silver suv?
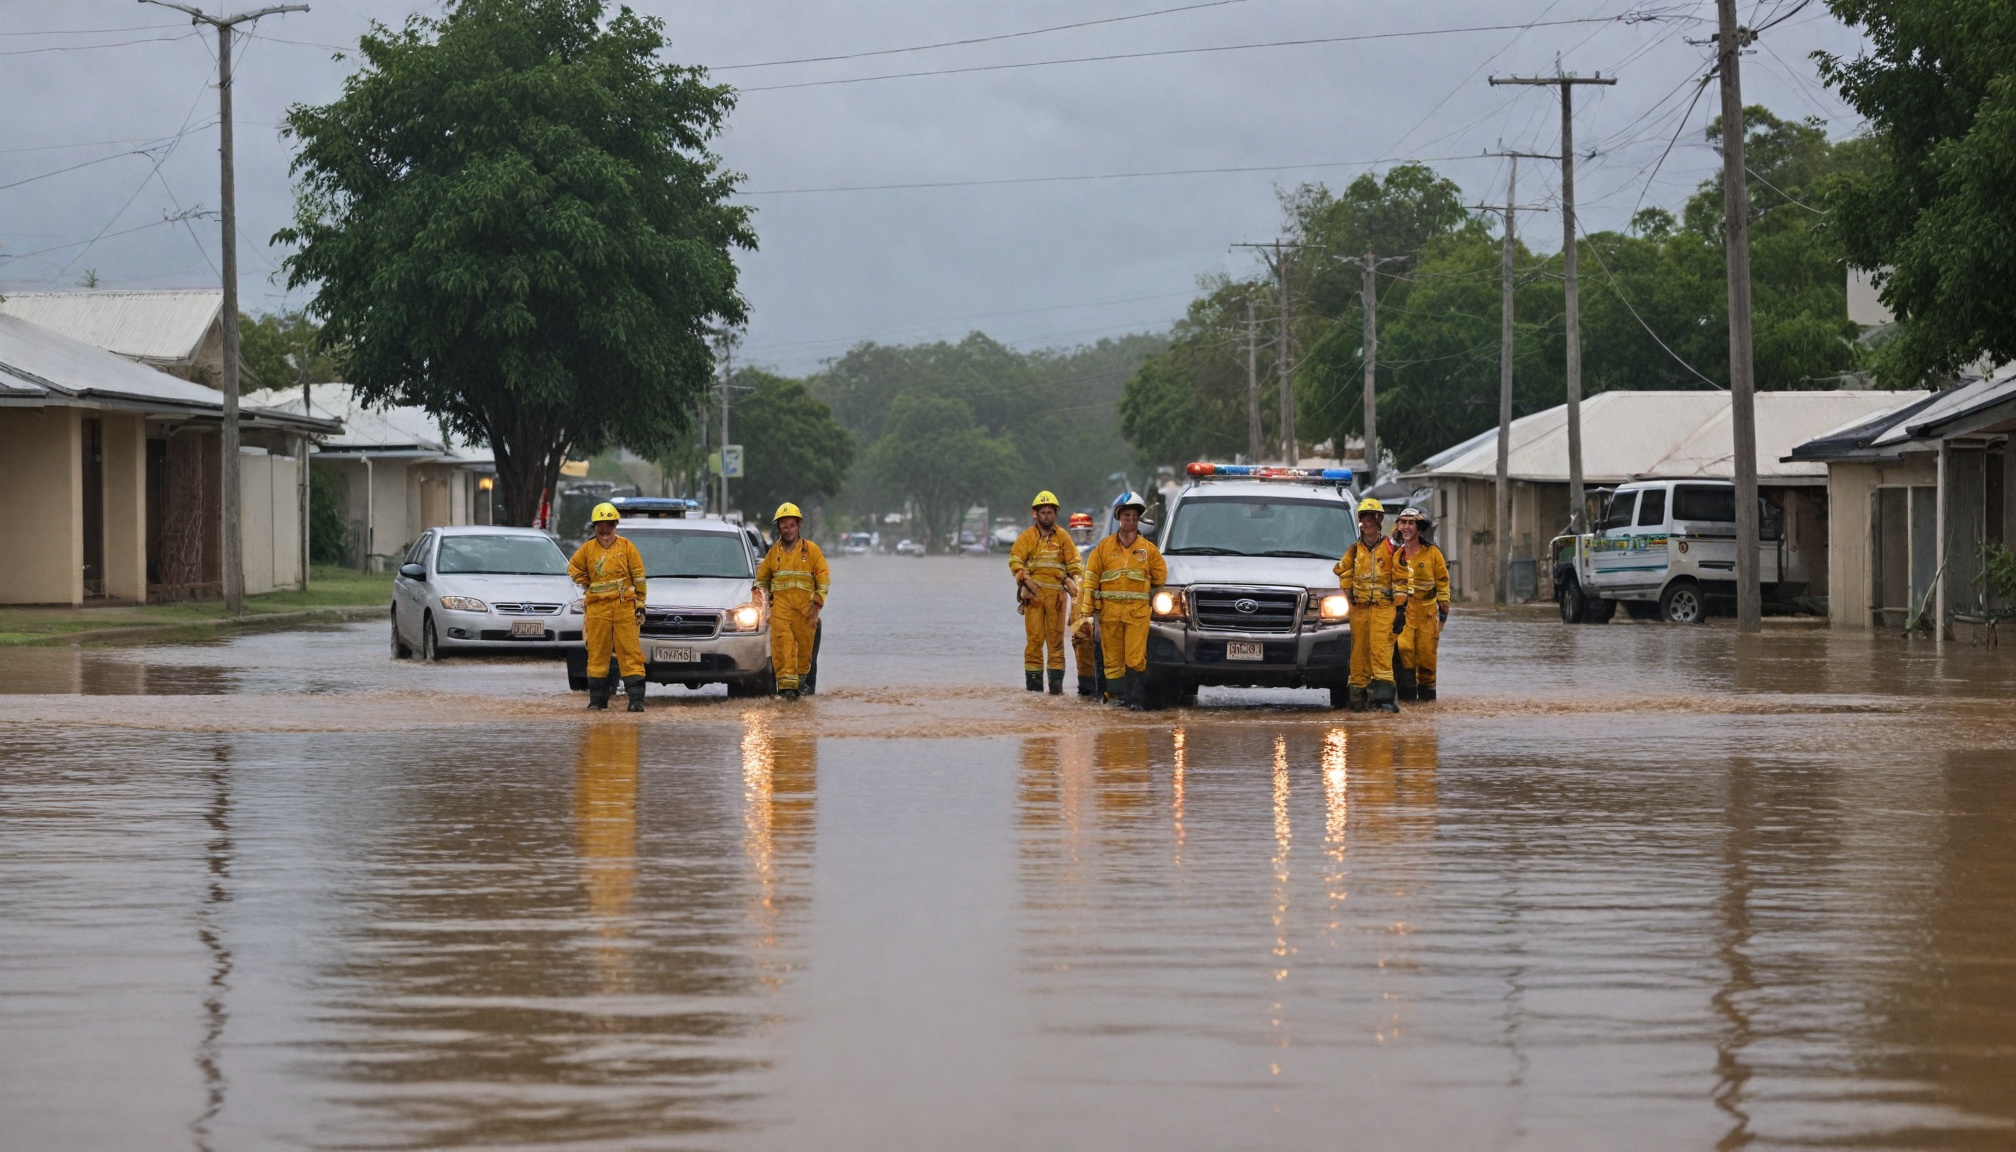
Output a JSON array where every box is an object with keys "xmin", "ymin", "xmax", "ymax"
[{"xmin": 1143, "ymin": 465, "xmax": 1359, "ymax": 708}]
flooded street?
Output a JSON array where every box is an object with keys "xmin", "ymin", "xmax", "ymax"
[{"xmin": 5, "ymin": 554, "xmax": 2016, "ymax": 1149}]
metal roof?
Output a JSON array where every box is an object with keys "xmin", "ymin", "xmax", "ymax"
[
  {"xmin": 1408, "ymin": 389, "xmax": 1928, "ymax": 484},
  {"xmin": 243, "ymin": 382, "xmax": 493, "ymax": 465},
  {"xmin": 0, "ymin": 313, "xmax": 333, "ymax": 434},
  {"xmin": 0, "ymin": 290, "xmax": 221, "ymax": 366}
]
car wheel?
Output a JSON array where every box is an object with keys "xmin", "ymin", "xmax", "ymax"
[
  {"xmin": 1660, "ymin": 580, "xmax": 1707, "ymax": 624},
  {"xmin": 422, "ymin": 613, "xmax": 442, "ymax": 661},
  {"xmin": 391, "ymin": 609, "xmax": 412, "ymax": 659},
  {"xmin": 1558, "ymin": 576, "xmax": 1586, "ymax": 624},
  {"xmin": 1329, "ymin": 684, "xmax": 1351, "ymax": 710},
  {"xmin": 1144, "ymin": 674, "xmax": 1179, "ymax": 711},
  {"xmin": 1585, "ymin": 597, "xmax": 1616, "ymax": 624},
  {"xmin": 565, "ymin": 649, "xmax": 588, "ymax": 692}
]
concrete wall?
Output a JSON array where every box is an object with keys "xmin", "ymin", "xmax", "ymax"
[
  {"xmin": 1826, "ymin": 454, "xmax": 1937, "ymax": 628},
  {"xmin": 102, "ymin": 411, "xmax": 147, "ymax": 602},
  {"xmin": 0, "ymin": 408, "xmax": 82, "ymax": 605}
]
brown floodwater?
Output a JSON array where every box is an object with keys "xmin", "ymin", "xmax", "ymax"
[{"xmin": 3, "ymin": 555, "xmax": 2014, "ymax": 1149}]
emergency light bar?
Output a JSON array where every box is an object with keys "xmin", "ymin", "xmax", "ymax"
[
  {"xmin": 610, "ymin": 496, "xmax": 701, "ymax": 518},
  {"xmin": 1185, "ymin": 462, "xmax": 1354, "ymax": 483}
]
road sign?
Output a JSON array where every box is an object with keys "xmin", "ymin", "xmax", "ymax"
[{"xmin": 722, "ymin": 444, "xmax": 744, "ymax": 478}]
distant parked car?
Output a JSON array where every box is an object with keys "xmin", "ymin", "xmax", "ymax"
[
  {"xmin": 895, "ymin": 538, "xmax": 926, "ymax": 556},
  {"xmin": 392, "ymin": 526, "xmax": 584, "ymax": 660},
  {"xmin": 840, "ymin": 532, "xmax": 872, "ymax": 555}
]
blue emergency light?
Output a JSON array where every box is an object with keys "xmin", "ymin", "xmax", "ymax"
[
  {"xmin": 1185, "ymin": 462, "xmax": 1354, "ymax": 483},
  {"xmin": 609, "ymin": 496, "xmax": 701, "ymax": 518}
]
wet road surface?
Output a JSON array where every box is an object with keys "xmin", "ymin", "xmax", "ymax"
[{"xmin": 4, "ymin": 555, "xmax": 2015, "ymax": 1149}]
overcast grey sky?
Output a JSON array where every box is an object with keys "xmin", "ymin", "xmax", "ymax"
[{"xmin": 3, "ymin": 0, "xmax": 1865, "ymax": 375}]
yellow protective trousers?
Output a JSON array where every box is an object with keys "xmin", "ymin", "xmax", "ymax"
[
  {"xmin": 1396, "ymin": 608, "xmax": 1441, "ymax": 688},
  {"xmin": 1073, "ymin": 618, "xmax": 1101, "ymax": 682},
  {"xmin": 585, "ymin": 600, "xmax": 645, "ymax": 681},
  {"xmin": 1348, "ymin": 604, "xmax": 1397, "ymax": 689},
  {"xmin": 770, "ymin": 601, "xmax": 818, "ymax": 691},
  {"xmin": 1099, "ymin": 612, "xmax": 1150, "ymax": 680},
  {"xmin": 1023, "ymin": 586, "xmax": 1069, "ymax": 672}
]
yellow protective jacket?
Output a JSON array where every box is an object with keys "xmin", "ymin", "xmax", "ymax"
[
  {"xmin": 1078, "ymin": 532, "xmax": 1167, "ymax": 623},
  {"xmin": 756, "ymin": 538, "xmax": 831, "ymax": 608},
  {"xmin": 1008, "ymin": 525, "xmax": 1084, "ymax": 591},
  {"xmin": 1335, "ymin": 535, "xmax": 1409, "ymax": 607},
  {"xmin": 569, "ymin": 536, "xmax": 648, "ymax": 606},
  {"xmin": 1400, "ymin": 542, "xmax": 1450, "ymax": 607}
]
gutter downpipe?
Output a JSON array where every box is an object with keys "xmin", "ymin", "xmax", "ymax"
[{"xmin": 362, "ymin": 454, "xmax": 374, "ymax": 574}]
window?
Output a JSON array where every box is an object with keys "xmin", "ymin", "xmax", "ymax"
[
  {"xmin": 1163, "ymin": 497, "xmax": 1357, "ymax": 558},
  {"xmin": 1600, "ymin": 491, "xmax": 1639, "ymax": 530},
  {"xmin": 629, "ymin": 531, "xmax": 754, "ymax": 578},
  {"xmin": 406, "ymin": 532, "xmax": 434, "ymax": 567},
  {"xmin": 1673, "ymin": 484, "xmax": 1737, "ymax": 523},
  {"xmin": 435, "ymin": 534, "xmax": 569, "ymax": 575},
  {"xmin": 1637, "ymin": 488, "xmax": 1667, "ymax": 526}
]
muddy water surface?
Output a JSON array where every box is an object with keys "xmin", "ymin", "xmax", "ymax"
[{"xmin": 4, "ymin": 555, "xmax": 2015, "ymax": 1149}]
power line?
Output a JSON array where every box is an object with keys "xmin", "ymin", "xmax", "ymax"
[
  {"xmin": 739, "ymin": 151, "xmax": 1493, "ymax": 196},
  {"xmin": 738, "ymin": 15, "xmax": 1644, "ymax": 93},
  {"xmin": 0, "ymin": 23, "xmax": 185, "ymax": 37},
  {"xmin": 0, "ymin": 33, "xmax": 198, "ymax": 56},
  {"xmin": 714, "ymin": 0, "xmax": 1250, "ymax": 70}
]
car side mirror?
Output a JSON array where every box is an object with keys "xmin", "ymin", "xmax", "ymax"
[
  {"xmin": 1139, "ymin": 518, "xmax": 1158, "ymax": 539},
  {"xmin": 399, "ymin": 563, "xmax": 426, "ymax": 580}
]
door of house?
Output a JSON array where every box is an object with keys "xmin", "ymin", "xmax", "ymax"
[
  {"xmin": 81, "ymin": 418, "xmax": 105, "ymax": 597},
  {"xmin": 1871, "ymin": 485, "xmax": 1938, "ymax": 627}
]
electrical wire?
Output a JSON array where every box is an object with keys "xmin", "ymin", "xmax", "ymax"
[
  {"xmin": 0, "ymin": 33, "xmax": 198, "ymax": 56},
  {"xmin": 715, "ymin": 0, "xmax": 1251, "ymax": 70},
  {"xmin": 1576, "ymin": 220, "xmax": 1725, "ymax": 388},
  {"xmin": 740, "ymin": 151, "xmax": 1496, "ymax": 196}
]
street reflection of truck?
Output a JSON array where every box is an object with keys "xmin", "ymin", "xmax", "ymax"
[
  {"xmin": 1142, "ymin": 463, "xmax": 1359, "ymax": 709},
  {"xmin": 1552, "ymin": 479, "xmax": 1784, "ymax": 624}
]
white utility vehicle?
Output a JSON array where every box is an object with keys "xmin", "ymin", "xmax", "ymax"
[
  {"xmin": 1141, "ymin": 463, "xmax": 1360, "ymax": 709},
  {"xmin": 1551, "ymin": 479, "xmax": 1784, "ymax": 624}
]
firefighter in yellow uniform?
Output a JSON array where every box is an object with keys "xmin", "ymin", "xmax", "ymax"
[
  {"xmin": 1009, "ymin": 491, "xmax": 1084, "ymax": 695},
  {"xmin": 1392, "ymin": 506, "xmax": 1450, "ymax": 702},
  {"xmin": 754, "ymin": 502, "xmax": 829, "ymax": 701},
  {"xmin": 1334, "ymin": 497, "xmax": 1410, "ymax": 713},
  {"xmin": 1065, "ymin": 511, "xmax": 1101, "ymax": 697},
  {"xmin": 568, "ymin": 501, "xmax": 649, "ymax": 712},
  {"xmin": 1076, "ymin": 491, "xmax": 1167, "ymax": 711}
]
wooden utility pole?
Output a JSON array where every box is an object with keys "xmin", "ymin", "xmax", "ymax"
[
  {"xmin": 1245, "ymin": 295, "xmax": 1262, "ymax": 463},
  {"xmin": 1338, "ymin": 252, "xmax": 1408, "ymax": 484},
  {"xmin": 1232, "ymin": 241, "xmax": 1317, "ymax": 463},
  {"xmin": 719, "ymin": 337, "xmax": 732, "ymax": 516},
  {"xmin": 1716, "ymin": 0, "xmax": 1763, "ymax": 633},
  {"xmin": 143, "ymin": 1, "xmax": 309, "ymax": 612},
  {"xmin": 1491, "ymin": 69, "xmax": 1616, "ymax": 532}
]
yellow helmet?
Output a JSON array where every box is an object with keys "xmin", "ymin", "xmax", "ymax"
[
  {"xmin": 591, "ymin": 501, "xmax": 621, "ymax": 523},
  {"xmin": 1031, "ymin": 490, "xmax": 1060, "ymax": 509},
  {"xmin": 1356, "ymin": 497, "xmax": 1385, "ymax": 516},
  {"xmin": 772, "ymin": 501, "xmax": 803, "ymax": 522}
]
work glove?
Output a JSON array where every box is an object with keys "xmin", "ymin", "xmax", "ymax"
[
  {"xmin": 1391, "ymin": 603, "xmax": 1407, "ymax": 635},
  {"xmin": 635, "ymin": 608, "xmax": 647, "ymax": 625},
  {"xmin": 1438, "ymin": 604, "xmax": 1448, "ymax": 625}
]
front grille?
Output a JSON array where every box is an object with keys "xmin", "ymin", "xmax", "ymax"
[
  {"xmin": 641, "ymin": 608, "xmax": 722, "ymax": 639},
  {"xmin": 1192, "ymin": 587, "xmax": 1301, "ymax": 633},
  {"xmin": 492, "ymin": 602, "xmax": 563, "ymax": 616}
]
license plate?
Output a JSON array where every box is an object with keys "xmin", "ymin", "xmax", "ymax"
[
  {"xmin": 510, "ymin": 620, "xmax": 546, "ymax": 638},
  {"xmin": 654, "ymin": 645, "xmax": 699, "ymax": 664},
  {"xmin": 1226, "ymin": 641, "xmax": 1264, "ymax": 661}
]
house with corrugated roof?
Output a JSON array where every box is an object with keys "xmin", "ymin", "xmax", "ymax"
[
  {"xmin": 1787, "ymin": 375, "xmax": 2016, "ymax": 634},
  {"xmin": 0, "ymin": 289, "xmax": 237, "ymax": 385},
  {"xmin": 0, "ymin": 313, "xmax": 336, "ymax": 605},
  {"xmin": 1403, "ymin": 389, "xmax": 1927, "ymax": 603},
  {"xmin": 244, "ymin": 383, "xmax": 495, "ymax": 570}
]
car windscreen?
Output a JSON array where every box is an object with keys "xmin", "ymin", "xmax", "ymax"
[
  {"xmin": 629, "ymin": 531, "xmax": 753, "ymax": 578},
  {"xmin": 434, "ymin": 534, "xmax": 570, "ymax": 575},
  {"xmin": 1163, "ymin": 496, "xmax": 1355, "ymax": 559}
]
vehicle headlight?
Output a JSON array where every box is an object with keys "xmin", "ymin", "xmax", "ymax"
[
  {"xmin": 439, "ymin": 595, "xmax": 488, "ymax": 612},
  {"xmin": 566, "ymin": 598, "xmax": 585, "ymax": 614},
  {"xmin": 725, "ymin": 602, "xmax": 763, "ymax": 632},
  {"xmin": 1151, "ymin": 587, "xmax": 1187, "ymax": 620},
  {"xmin": 1315, "ymin": 591, "xmax": 1350, "ymax": 621}
]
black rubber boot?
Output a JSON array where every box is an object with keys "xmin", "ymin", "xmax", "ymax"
[
  {"xmin": 1047, "ymin": 669, "xmax": 1065, "ymax": 695},
  {"xmin": 1348, "ymin": 686, "xmax": 1368, "ymax": 712},
  {"xmin": 624, "ymin": 676, "xmax": 646, "ymax": 712},
  {"xmin": 780, "ymin": 688, "xmax": 800, "ymax": 701},
  {"xmin": 1104, "ymin": 677, "xmax": 1125, "ymax": 704},
  {"xmin": 1370, "ymin": 680, "xmax": 1400, "ymax": 713},
  {"xmin": 1025, "ymin": 670, "xmax": 1043, "ymax": 692},
  {"xmin": 1418, "ymin": 686, "xmax": 1437, "ymax": 702},
  {"xmin": 1124, "ymin": 669, "xmax": 1149, "ymax": 712},
  {"xmin": 1078, "ymin": 670, "xmax": 1098, "ymax": 697},
  {"xmin": 1395, "ymin": 662, "xmax": 1419, "ymax": 702},
  {"xmin": 586, "ymin": 677, "xmax": 611, "ymax": 710}
]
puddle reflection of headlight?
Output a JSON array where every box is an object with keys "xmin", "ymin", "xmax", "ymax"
[{"xmin": 726, "ymin": 602, "xmax": 763, "ymax": 631}]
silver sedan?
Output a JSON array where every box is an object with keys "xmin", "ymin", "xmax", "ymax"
[{"xmin": 391, "ymin": 526, "xmax": 586, "ymax": 660}]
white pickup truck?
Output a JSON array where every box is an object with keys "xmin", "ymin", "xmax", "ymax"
[{"xmin": 1551, "ymin": 479, "xmax": 1784, "ymax": 624}]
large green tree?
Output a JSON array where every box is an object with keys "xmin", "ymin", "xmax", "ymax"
[
  {"xmin": 730, "ymin": 369, "xmax": 855, "ymax": 521},
  {"xmin": 239, "ymin": 309, "xmax": 345, "ymax": 392},
  {"xmin": 861, "ymin": 395, "xmax": 1018, "ymax": 553},
  {"xmin": 277, "ymin": 0, "xmax": 753, "ymax": 526},
  {"xmin": 1821, "ymin": 0, "xmax": 2016, "ymax": 381}
]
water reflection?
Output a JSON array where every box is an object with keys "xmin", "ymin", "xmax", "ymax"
[
  {"xmin": 193, "ymin": 742, "xmax": 232, "ymax": 1152},
  {"xmin": 575, "ymin": 724, "xmax": 638, "ymax": 992},
  {"xmin": 739, "ymin": 716, "xmax": 818, "ymax": 996}
]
